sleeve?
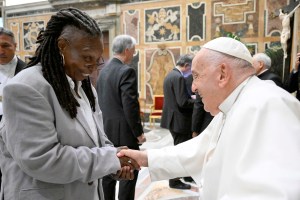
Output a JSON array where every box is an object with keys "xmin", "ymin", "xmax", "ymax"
[
  {"xmin": 2, "ymin": 83, "xmax": 121, "ymax": 184},
  {"xmin": 120, "ymin": 67, "xmax": 143, "ymax": 137},
  {"xmin": 286, "ymin": 71, "xmax": 299, "ymax": 93},
  {"xmin": 147, "ymin": 117, "xmax": 218, "ymax": 184},
  {"xmin": 148, "ymin": 134, "xmax": 210, "ymax": 183},
  {"xmin": 173, "ymin": 75, "xmax": 195, "ymax": 108}
]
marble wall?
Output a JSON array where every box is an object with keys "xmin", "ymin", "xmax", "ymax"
[{"xmin": 120, "ymin": 0, "xmax": 292, "ymax": 108}]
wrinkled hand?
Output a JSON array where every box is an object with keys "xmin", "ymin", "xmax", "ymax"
[
  {"xmin": 137, "ymin": 134, "xmax": 146, "ymax": 144},
  {"xmin": 116, "ymin": 146, "xmax": 140, "ymax": 170},
  {"xmin": 117, "ymin": 149, "xmax": 148, "ymax": 167},
  {"xmin": 110, "ymin": 146, "xmax": 140, "ymax": 180}
]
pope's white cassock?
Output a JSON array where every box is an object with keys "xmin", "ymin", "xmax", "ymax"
[{"xmin": 147, "ymin": 76, "xmax": 300, "ymax": 200}]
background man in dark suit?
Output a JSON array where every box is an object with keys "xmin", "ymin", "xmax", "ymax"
[
  {"xmin": 0, "ymin": 27, "xmax": 26, "ymax": 189},
  {"xmin": 253, "ymin": 53, "xmax": 283, "ymax": 87},
  {"xmin": 185, "ymin": 71, "xmax": 213, "ymax": 140},
  {"xmin": 160, "ymin": 54, "xmax": 195, "ymax": 190},
  {"xmin": 286, "ymin": 52, "xmax": 300, "ymax": 101},
  {"xmin": 191, "ymin": 93, "xmax": 213, "ymax": 137},
  {"xmin": 96, "ymin": 34, "xmax": 146, "ymax": 200},
  {"xmin": 0, "ymin": 27, "xmax": 26, "ymax": 120}
]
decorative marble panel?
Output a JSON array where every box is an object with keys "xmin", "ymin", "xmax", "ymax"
[
  {"xmin": 23, "ymin": 21, "xmax": 45, "ymax": 51},
  {"xmin": 186, "ymin": 46, "xmax": 201, "ymax": 55},
  {"xmin": 145, "ymin": 6, "xmax": 181, "ymax": 43},
  {"xmin": 265, "ymin": 0, "xmax": 288, "ymax": 37},
  {"xmin": 212, "ymin": 0, "xmax": 258, "ymax": 38},
  {"xmin": 187, "ymin": 2, "xmax": 205, "ymax": 41},
  {"xmin": 9, "ymin": 22, "xmax": 20, "ymax": 51},
  {"xmin": 124, "ymin": 10, "xmax": 140, "ymax": 44},
  {"xmin": 145, "ymin": 46, "xmax": 181, "ymax": 103},
  {"xmin": 245, "ymin": 42, "xmax": 258, "ymax": 55}
]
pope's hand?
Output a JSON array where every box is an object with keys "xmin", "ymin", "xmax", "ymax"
[
  {"xmin": 117, "ymin": 149, "xmax": 148, "ymax": 167},
  {"xmin": 116, "ymin": 146, "xmax": 140, "ymax": 170}
]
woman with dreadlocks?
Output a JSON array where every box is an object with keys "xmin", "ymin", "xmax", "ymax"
[{"xmin": 0, "ymin": 8, "xmax": 139, "ymax": 200}]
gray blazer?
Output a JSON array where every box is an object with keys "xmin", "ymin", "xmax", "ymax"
[{"xmin": 0, "ymin": 65, "xmax": 120, "ymax": 200}]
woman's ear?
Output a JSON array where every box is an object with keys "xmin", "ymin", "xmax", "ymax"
[{"xmin": 57, "ymin": 37, "xmax": 67, "ymax": 53}]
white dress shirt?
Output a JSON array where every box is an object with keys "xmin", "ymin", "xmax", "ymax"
[
  {"xmin": 0, "ymin": 55, "xmax": 18, "ymax": 115},
  {"xmin": 66, "ymin": 75, "xmax": 99, "ymax": 147}
]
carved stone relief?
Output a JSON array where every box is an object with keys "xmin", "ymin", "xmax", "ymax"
[
  {"xmin": 145, "ymin": 6, "xmax": 181, "ymax": 43},
  {"xmin": 145, "ymin": 45, "xmax": 180, "ymax": 103}
]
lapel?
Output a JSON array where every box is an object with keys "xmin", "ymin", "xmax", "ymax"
[
  {"xmin": 14, "ymin": 58, "xmax": 25, "ymax": 75},
  {"xmin": 92, "ymin": 112, "xmax": 104, "ymax": 147},
  {"xmin": 75, "ymin": 107, "xmax": 99, "ymax": 147}
]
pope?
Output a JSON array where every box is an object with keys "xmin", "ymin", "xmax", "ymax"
[{"xmin": 118, "ymin": 37, "xmax": 300, "ymax": 200}]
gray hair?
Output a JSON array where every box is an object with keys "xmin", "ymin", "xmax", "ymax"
[
  {"xmin": 0, "ymin": 27, "xmax": 16, "ymax": 43},
  {"xmin": 176, "ymin": 54, "xmax": 194, "ymax": 66},
  {"xmin": 112, "ymin": 34, "xmax": 136, "ymax": 54},
  {"xmin": 253, "ymin": 53, "xmax": 272, "ymax": 69}
]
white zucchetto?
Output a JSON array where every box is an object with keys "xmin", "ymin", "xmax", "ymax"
[{"xmin": 203, "ymin": 37, "xmax": 253, "ymax": 65}]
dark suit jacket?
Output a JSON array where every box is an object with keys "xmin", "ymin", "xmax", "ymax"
[
  {"xmin": 257, "ymin": 70, "xmax": 283, "ymax": 88},
  {"xmin": 286, "ymin": 70, "xmax": 299, "ymax": 101},
  {"xmin": 192, "ymin": 93, "xmax": 213, "ymax": 134},
  {"xmin": 96, "ymin": 58, "xmax": 143, "ymax": 149},
  {"xmin": 185, "ymin": 74, "xmax": 193, "ymax": 96},
  {"xmin": 160, "ymin": 68, "xmax": 195, "ymax": 133},
  {"xmin": 15, "ymin": 58, "xmax": 26, "ymax": 75}
]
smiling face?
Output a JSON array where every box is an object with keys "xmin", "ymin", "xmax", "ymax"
[
  {"xmin": 0, "ymin": 34, "xmax": 17, "ymax": 64},
  {"xmin": 58, "ymin": 30, "xmax": 103, "ymax": 81},
  {"xmin": 191, "ymin": 49, "xmax": 224, "ymax": 116}
]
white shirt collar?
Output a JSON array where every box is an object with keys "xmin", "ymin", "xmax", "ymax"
[
  {"xmin": 66, "ymin": 74, "xmax": 82, "ymax": 92},
  {"xmin": 0, "ymin": 55, "xmax": 18, "ymax": 77},
  {"xmin": 257, "ymin": 68, "xmax": 268, "ymax": 76},
  {"xmin": 175, "ymin": 66, "xmax": 184, "ymax": 76}
]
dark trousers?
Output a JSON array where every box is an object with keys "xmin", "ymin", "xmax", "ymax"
[
  {"xmin": 170, "ymin": 130, "xmax": 192, "ymax": 146},
  {"xmin": 169, "ymin": 130, "xmax": 192, "ymax": 183},
  {"xmin": 102, "ymin": 170, "xmax": 139, "ymax": 200}
]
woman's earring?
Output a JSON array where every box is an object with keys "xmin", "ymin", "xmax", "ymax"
[{"xmin": 61, "ymin": 53, "xmax": 65, "ymax": 66}]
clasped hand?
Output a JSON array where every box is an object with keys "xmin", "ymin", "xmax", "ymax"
[{"xmin": 111, "ymin": 146, "xmax": 140, "ymax": 180}]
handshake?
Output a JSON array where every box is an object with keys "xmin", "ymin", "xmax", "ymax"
[{"xmin": 112, "ymin": 147, "xmax": 148, "ymax": 180}]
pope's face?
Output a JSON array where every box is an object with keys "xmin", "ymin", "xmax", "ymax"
[
  {"xmin": 191, "ymin": 49, "xmax": 221, "ymax": 116},
  {"xmin": 61, "ymin": 34, "xmax": 103, "ymax": 81},
  {"xmin": 0, "ymin": 34, "xmax": 16, "ymax": 65}
]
